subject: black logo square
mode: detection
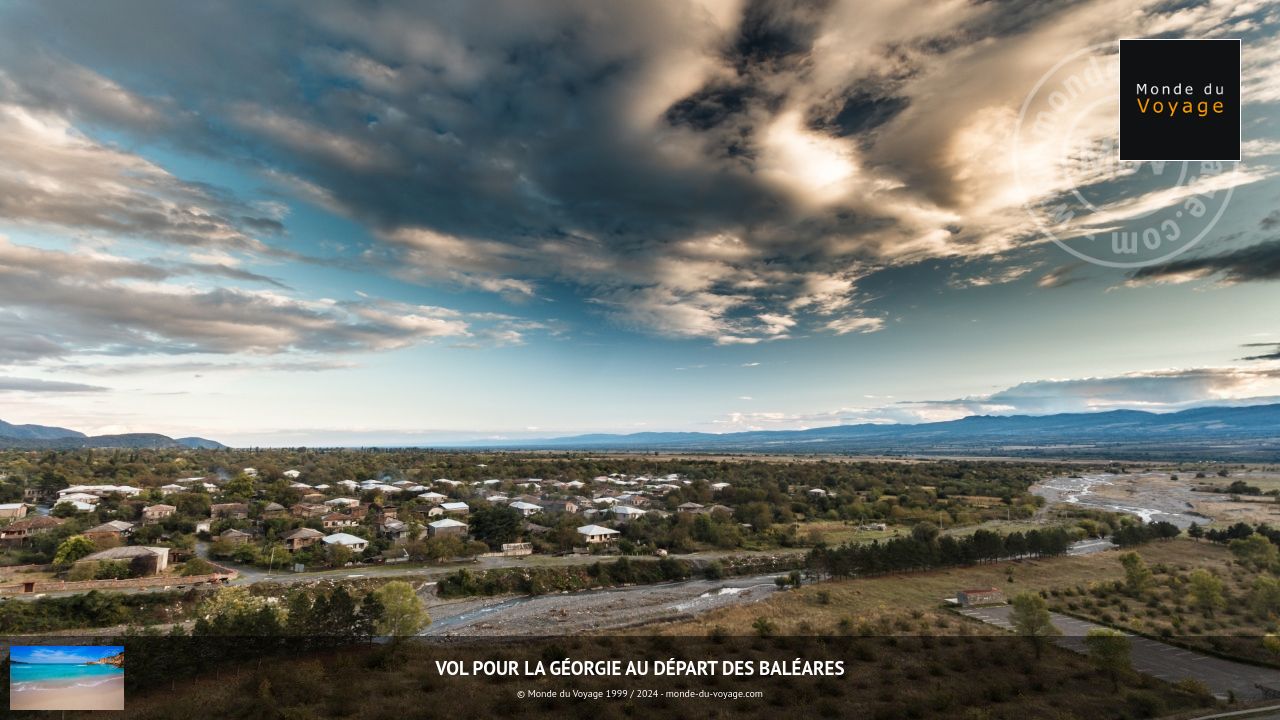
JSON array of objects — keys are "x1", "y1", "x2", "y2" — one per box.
[{"x1": 1119, "y1": 38, "x2": 1240, "y2": 161}]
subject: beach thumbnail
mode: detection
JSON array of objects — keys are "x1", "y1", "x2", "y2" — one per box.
[{"x1": 10, "y1": 646, "x2": 124, "y2": 711}]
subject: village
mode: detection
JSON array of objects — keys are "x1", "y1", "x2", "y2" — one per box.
[{"x1": 0, "y1": 464, "x2": 792, "y2": 594}]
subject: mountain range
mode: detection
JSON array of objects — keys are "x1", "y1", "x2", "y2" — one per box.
[
  {"x1": 5, "y1": 404, "x2": 1280, "y2": 459},
  {"x1": 454, "y1": 403, "x2": 1280, "y2": 461},
  {"x1": 0, "y1": 419, "x2": 224, "y2": 450}
]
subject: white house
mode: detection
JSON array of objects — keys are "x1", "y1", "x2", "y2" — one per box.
[
  {"x1": 509, "y1": 501, "x2": 543, "y2": 517},
  {"x1": 612, "y1": 505, "x2": 647, "y2": 522},
  {"x1": 324, "y1": 497, "x2": 361, "y2": 509},
  {"x1": 283, "y1": 470, "x2": 302, "y2": 479},
  {"x1": 160, "y1": 483, "x2": 185, "y2": 495},
  {"x1": 577, "y1": 524, "x2": 620, "y2": 544},
  {"x1": 321, "y1": 533, "x2": 369, "y2": 553},
  {"x1": 419, "y1": 492, "x2": 448, "y2": 504}
]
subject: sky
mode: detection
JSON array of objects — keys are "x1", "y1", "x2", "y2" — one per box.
[
  {"x1": 11, "y1": 646, "x2": 123, "y2": 665},
  {"x1": 0, "y1": 0, "x2": 1279, "y2": 446}
]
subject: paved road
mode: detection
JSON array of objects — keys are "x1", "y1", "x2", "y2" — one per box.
[
  {"x1": 1067, "y1": 537, "x2": 1115, "y2": 556},
  {"x1": 3, "y1": 548, "x2": 804, "y2": 600},
  {"x1": 959, "y1": 605, "x2": 1280, "y2": 700}
]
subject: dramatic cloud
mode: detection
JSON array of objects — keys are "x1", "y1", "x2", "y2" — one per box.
[
  {"x1": 2, "y1": 0, "x2": 1272, "y2": 347},
  {"x1": 0, "y1": 238, "x2": 542, "y2": 363}
]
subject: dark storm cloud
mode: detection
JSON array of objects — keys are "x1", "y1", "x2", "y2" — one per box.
[
  {"x1": 1129, "y1": 239, "x2": 1280, "y2": 284},
  {"x1": 1242, "y1": 343, "x2": 1280, "y2": 361}
]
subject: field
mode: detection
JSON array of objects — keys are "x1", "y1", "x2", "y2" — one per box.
[
  {"x1": 1042, "y1": 542, "x2": 1280, "y2": 666},
  {"x1": 646, "y1": 540, "x2": 1228, "y2": 637}
]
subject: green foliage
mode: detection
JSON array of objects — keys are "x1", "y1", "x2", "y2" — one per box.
[
  {"x1": 1187, "y1": 569, "x2": 1225, "y2": 614},
  {"x1": 1084, "y1": 628, "x2": 1131, "y2": 691},
  {"x1": 1010, "y1": 592, "x2": 1061, "y2": 660},
  {"x1": 1119, "y1": 552, "x2": 1153, "y2": 594},
  {"x1": 372, "y1": 580, "x2": 430, "y2": 636},
  {"x1": 1230, "y1": 534, "x2": 1279, "y2": 571},
  {"x1": 53, "y1": 534, "x2": 96, "y2": 567}
]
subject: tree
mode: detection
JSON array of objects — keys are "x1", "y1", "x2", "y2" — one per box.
[
  {"x1": 373, "y1": 580, "x2": 431, "y2": 637},
  {"x1": 1188, "y1": 569, "x2": 1225, "y2": 615},
  {"x1": 1251, "y1": 576, "x2": 1280, "y2": 618},
  {"x1": 1188, "y1": 523, "x2": 1204, "y2": 540},
  {"x1": 1265, "y1": 633, "x2": 1280, "y2": 658},
  {"x1": 1119, "y1": 552, "x2": 1153, "y2": 595},
  {"x1": 53, "y1": 535, "x2": 95, "y2": 567},
  {"x1": 1010, "y1": 592, "x2": 1060, "y2": 660},
  {"x1": 468, "y1": 506, "x2": 523, "y2": 550},
  {"x1": 326, "y1": 542, "x2": 353, "y2": 567},
  {"x1": 1084, "y1": 628, "x2": 1131, "y2": 692},
  {"x1": 1230, "y1": 534, "x2": 1278, "y2": 571},
  {"x1": 910, "y1": 521, "x2": 939, "y2": 544}
]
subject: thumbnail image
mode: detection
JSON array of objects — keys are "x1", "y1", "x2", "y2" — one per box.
[{"x1": 9, "y1": 646, "x2": 125, "y2": 711}]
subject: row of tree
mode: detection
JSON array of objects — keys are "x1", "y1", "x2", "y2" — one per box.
[{"x1": 806, "y1": 526, "x2": 1077, "y2": 578}]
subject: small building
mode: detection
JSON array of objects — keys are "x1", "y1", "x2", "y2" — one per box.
[
  {"x1": 577, "y1": 524, "x2": 620, "y2": 544},
  {"x1": 0, "y1": 503, "x2": 28, "y2": 520},
  {"x1": 542, "y1": 499, "x2": 579, "y2": 515},
  {"x1": 322, "y1": 513, "x2": 357, "y2": 530},
  {"x1": 282, "y1": 527, "x2": 324, "y2": 552},
  {"x1": 427, "y1": 518, "x2": 468, "y2": 538},
  {"x1": 677, "y1": 502, "x2": 705, "y2": 514},
  {"x1": 0, "y1": 515, "x2": 65, "y2": 543},
  {"x1": 380, "y1": 518, "x2": 411, "y2": 543},
  {"x1": 322, "y1": 532, "x2": 369, "y2": 553},
  {"x1": 83, "y1": 520, "x2": 134, "y2": 544},
  {"x1": 441, "y1": 501, "x2": 469, "y2": 516},
  {"x1": 956, "y1": 587, "x2": 1006, "y2": 607},
  {"x1": 261, "y1": 502, "x2": 288, "y2": 519},
  {"x1": 611, "y1": 505, "x2": 647, "y2": 523},
  {"x1": 210, "y1": 502, "x2": 249, "y2": 519},
  {"x1": 78, "y1": 545, "x2": 170, "y2": 575},
  {"x1": 218, "y1": 528, "x2": 251, "y2": 545},
  {"x1": 290, "y1": 503, "x2": 328, "y2": 519},
  {"x1": 142, "y1": 504, "x2": 177, "y2": 522},
  {"x1": 509, "y1": 501, "x2": 543, "y2": 517}
]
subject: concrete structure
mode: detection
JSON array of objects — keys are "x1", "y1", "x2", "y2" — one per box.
[
  {"x1": 509, "y1": 500, "x2": 543, "y2": 517},
  {"x1": 78, "y1": 545, "x2": 170, "y2": 575},
  {"x1": 428, "y1": 518, "x2": 468, "y2": 538},
  {"x1": 0, "y1": 515, "x2": 65, "y2": 543},
  {"x1": 282, "y1": 527, "x2": 324, "y2": 552},
  {"x1": 956, "y1": 587, "x2": 1005, "y2": 607},
  {"x1": 577, "y1": 524, "x2": 620, "y2": 544},
  {"x1": 219, "y1": 528, "x2": 251, "y2": 545},
  {"x1": 322, "y1": 532, "x2": 369, "y2": 553},
  {"x1": 142, "y1": 504, "x2": 177, "y2": 522},
  {"x1": 0, "y1": 503, "x2": 28, "y2": 519},
  {"x1": 210, "y1": 502, "x2": 249, "y2": 519},
  {"x1": 83, "y1": 520, "x2": 134, "y2": 544}
]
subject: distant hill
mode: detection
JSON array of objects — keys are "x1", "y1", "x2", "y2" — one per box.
[
  {"x1": 454, "y1": 403, "x2": 1280, "y2": 461},
  {"x1": 0, "y1": 419, "x2": 84, "y2": 441},
  {"x1": 0, "y1": 420, "x2": 225, "y2": 450},
  {"x1": 176, "y1": 437, "x2": 226, "y2": 449}
]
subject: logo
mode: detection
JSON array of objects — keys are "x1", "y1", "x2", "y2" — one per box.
[{"x1": 1013, "y1": 43, "x2": 1237, "y2": 268}]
